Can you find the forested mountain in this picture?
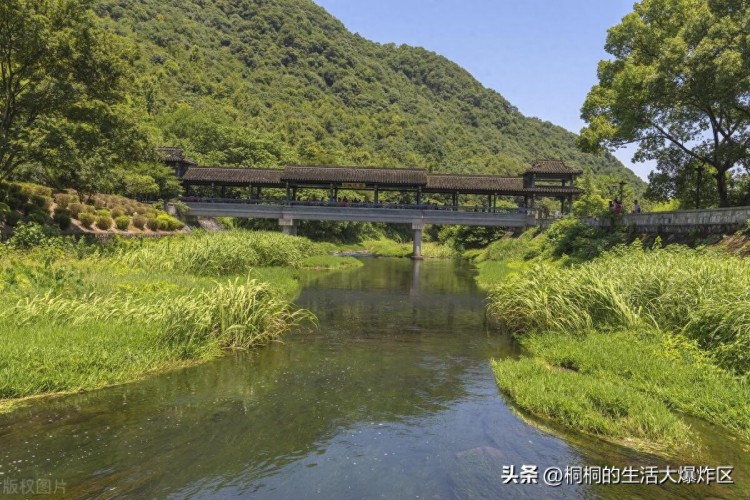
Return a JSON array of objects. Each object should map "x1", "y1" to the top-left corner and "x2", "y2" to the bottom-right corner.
[{"x1": 95, "y1": 0, "x2": 640, "y2": 183}]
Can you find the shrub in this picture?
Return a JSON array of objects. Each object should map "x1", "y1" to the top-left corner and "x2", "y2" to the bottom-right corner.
[
  {"x1": 27, "y1": 208, "x2": 50, "y2": 225},
  {"x1": 20, "y1": 183, "x2": 52, "y2": 198},
  {"x1": 53, "y1": 208, "x2": 72, "y2": 230},
  {"x1": 32, "y1": 195, "x2": 51, "y2": 209},
  {"x1": 146, "y1": 217, "x2": 159, "y2": 231},
  {"x1": 132, "y1": 214, "x2": 147, "y2": 229},
  {"x1": 53, "y1": 193, "x2": 77, "y2": 209},
  {"x1": 78, "y1": 212, "x2": 96, "y2": 228},
  {"x1": 95, "y1": 215, "x2": 113, "y2": 230},
  {"x1": 110, "y1": 207, "x2": 125, "y2": 219},
  {"x1": 156, "y1": 215, "x2": 170, "y2": 231},
  {"x1": 156, "y1": 214, "x2": 184, "y2": 231},
  {"x1": 168, "y1": 217, "x2": 185, "y2": 231},
  {"x1": 0, "y1": 202, "x2": 9, "y2": 224},
  {"x1": 96, "y1": 209, "x2": 111, "y2": 217},
  {"x1": 93, "y1": 197, "x2": 106, "y2": 209},
  {"x1": 8, "y1": 223, "x2": 48, "y2": 249},
  {"x1": 5, "y1": 210, "x2": 23, "y2": 227},
  {"x1": 6, "y1": 193, "x2": 25, "y2": 210},
  {"x1": 22, "y1": 202, "x2": 37, "y2": 216},
  {"x1": 69, "y1": 203, "x2": 84, "y2": 218},
  {"x1": 115, "y1": 215, "x2": 130, "y2": 231}
]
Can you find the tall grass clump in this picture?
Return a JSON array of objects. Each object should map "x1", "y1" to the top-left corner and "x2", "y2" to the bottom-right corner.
[
  {"x1": 0, "y1": 231, "x2": 327, "y2": 406},
  {"x1": 119, "y1": 230, "x2": 321, "y2": 275},
  {"x1": 159, "y1": 279, "x2": 314, "y2": 355},
  {"x1": 489, "y1": 242, "x2": 750, "y2": 375}
]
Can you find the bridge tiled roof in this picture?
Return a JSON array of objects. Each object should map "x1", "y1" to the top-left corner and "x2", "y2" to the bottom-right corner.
[
  {"x1": 182, "y1": 167, "x2": 283, "y2": 186},
  {"x1": 425, "y1": 175, "x2": 524, "y2": 193},
  {"x1": 282, "y1": 165, "x2": 427, "y2": 186},
  {"x1": 178, "y1": 164, "x2": 584, "y2": 197},
  {"x1": 525, "y1": 160, "x2": 582, "y2": 175}
]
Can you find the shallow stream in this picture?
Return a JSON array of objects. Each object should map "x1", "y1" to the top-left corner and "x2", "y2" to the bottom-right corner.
[{"x1": 0, "y1": 258, "x2": 746, "y2": 498}]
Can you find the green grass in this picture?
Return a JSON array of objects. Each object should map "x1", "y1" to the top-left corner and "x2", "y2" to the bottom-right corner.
[
  {"x1": 337, "y1": 237, "x2": 456, "y2": 258},
  {"x1": 488, "y1": 243, "x2": 750, "y2": 375},
  {"x1": 474, "y1": 260, "x2": 528, "y2": 289},
  {"x1": 479, "y1": 223, "x2": 750, "y2": 455},
  {"x1": 492, "y1": 357, "x2": 693, "y2": 456},
  {"x1": 0, "y1": 320, "x2": 190, "y2": 400},
  {"x1": 521, "y1": 332, "x2": 750, "y2": 441},
  {"x1": 0, "y1": 230, "x2": 333, "y2": 409},
  {"x1": 300, "y1": 255, "x2": 364, "y2": 269},
  {"x1": 118, "y1": 230, "x2": 322, "y2": 275}
]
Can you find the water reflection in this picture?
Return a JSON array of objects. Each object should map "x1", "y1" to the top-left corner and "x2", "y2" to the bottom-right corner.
[{"x1": 0, "y1": 258, "x2": 746, "y2": 498}]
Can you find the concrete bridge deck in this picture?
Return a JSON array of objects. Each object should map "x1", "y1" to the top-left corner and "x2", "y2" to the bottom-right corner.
[
  {"x1": 181, "y1": 199, "x2": 535, "y2": 258},
  {"x1": 183, "y1": 201, "x2": 534, "y2": 226}
]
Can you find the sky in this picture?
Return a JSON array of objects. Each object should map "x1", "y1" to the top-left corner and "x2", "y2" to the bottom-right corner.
[{"x1": 314, "y1": 0, "x2": 654, "y2": 180}]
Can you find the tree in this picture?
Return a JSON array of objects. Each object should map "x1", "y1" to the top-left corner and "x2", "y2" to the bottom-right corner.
[
  {"x1": 644, "y1": 146, "x2": 720, "y2": 208},
  {"x1": 579, "y1": 0, "x2": 750, "y2": 207},
  {"x1": 119, "y1": 162, "x2": 183, "y2": 200},
  {"x1": 0, "y1": 0, "x2": 137, "y2": 181},
  {"x1": 123, "y1": 173, "x2": 159, "y2": 200}
]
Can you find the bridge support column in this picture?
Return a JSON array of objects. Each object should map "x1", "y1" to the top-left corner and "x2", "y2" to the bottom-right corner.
[
  {"x1": 411, "y1": 221, "x2": 424, "y2": 260},
  {"x1": 279, "y1": 218, "x2": 297, "y2": 236}
]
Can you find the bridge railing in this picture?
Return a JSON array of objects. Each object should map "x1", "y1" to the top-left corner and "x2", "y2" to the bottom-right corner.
[{"x1": 178, "y1": 197, "x2": 522, "y2": 215}]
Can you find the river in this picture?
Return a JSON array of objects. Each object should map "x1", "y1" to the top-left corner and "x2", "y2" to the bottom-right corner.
[{"x1": 0, "y1": 258, "x2": 746, "y2": 498}]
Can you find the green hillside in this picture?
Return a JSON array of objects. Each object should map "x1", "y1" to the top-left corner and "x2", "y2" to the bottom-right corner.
[{"x1": 95, "y1": 0, "x2": 640, "y2": 183}]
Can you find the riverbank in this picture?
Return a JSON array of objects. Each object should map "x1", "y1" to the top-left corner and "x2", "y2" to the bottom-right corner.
[
  {"x1": 0, "y1": 229, "x2": 358, "y2": 412},
  {"x1": 475, "y1": 218, "x2": 750, "y2": 457},
  {"x1": 332, "y1": 237, "x2": 456, "y2": 258}
]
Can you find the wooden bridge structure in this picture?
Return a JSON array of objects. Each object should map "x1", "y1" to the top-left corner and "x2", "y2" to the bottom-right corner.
[{"x1": 158, "y1": 148, "x2": 584, "y2": 258}]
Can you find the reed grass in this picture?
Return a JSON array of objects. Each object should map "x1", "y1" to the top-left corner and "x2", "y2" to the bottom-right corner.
[
  {"x1": 488, "y1": 243, "x2": 750, "y2": 375},
  {"x1": 481, "y1": 223, "x2": 750, "y2": 454},
  {"x1": 118, "y1": 230, "x2": 322, "y2": 275},
  {"x1": 0, "y1": 230, "x2": 324, "y2": 408},
  {"x1": 158, "y1": 279, "x2": 315, "y2": 356}
]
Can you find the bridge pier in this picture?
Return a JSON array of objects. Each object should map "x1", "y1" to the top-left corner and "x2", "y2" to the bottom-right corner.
[
  {"x1": 412, "y1": 221, "x2": 424, "y2": 260},
  {"x1": 279, "y1": 218, "x2": 298, "y2": 236}
]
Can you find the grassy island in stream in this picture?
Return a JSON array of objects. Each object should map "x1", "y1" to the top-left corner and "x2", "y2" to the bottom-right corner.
[
  {"x1": 0, "y1": 229, "x2": 361, "y2": 411},
  {"x1": 475, "y1": 218, "x2": 750, "y2": 457}
]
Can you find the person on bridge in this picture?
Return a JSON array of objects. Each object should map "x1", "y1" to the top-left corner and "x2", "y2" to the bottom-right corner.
[{"x1": 633, "y1": 200, "x2": 641, "y2": 214}]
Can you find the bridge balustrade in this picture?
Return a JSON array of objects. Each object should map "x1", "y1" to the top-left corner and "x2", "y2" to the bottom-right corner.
[{"x1": 178, "y1": 197, "x2": 521, "y2": 214}]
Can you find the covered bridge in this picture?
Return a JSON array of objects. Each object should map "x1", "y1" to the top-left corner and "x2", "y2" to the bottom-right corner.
[{"x1": 159, "y1": 148, "x2": 584, "y2": 213}]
